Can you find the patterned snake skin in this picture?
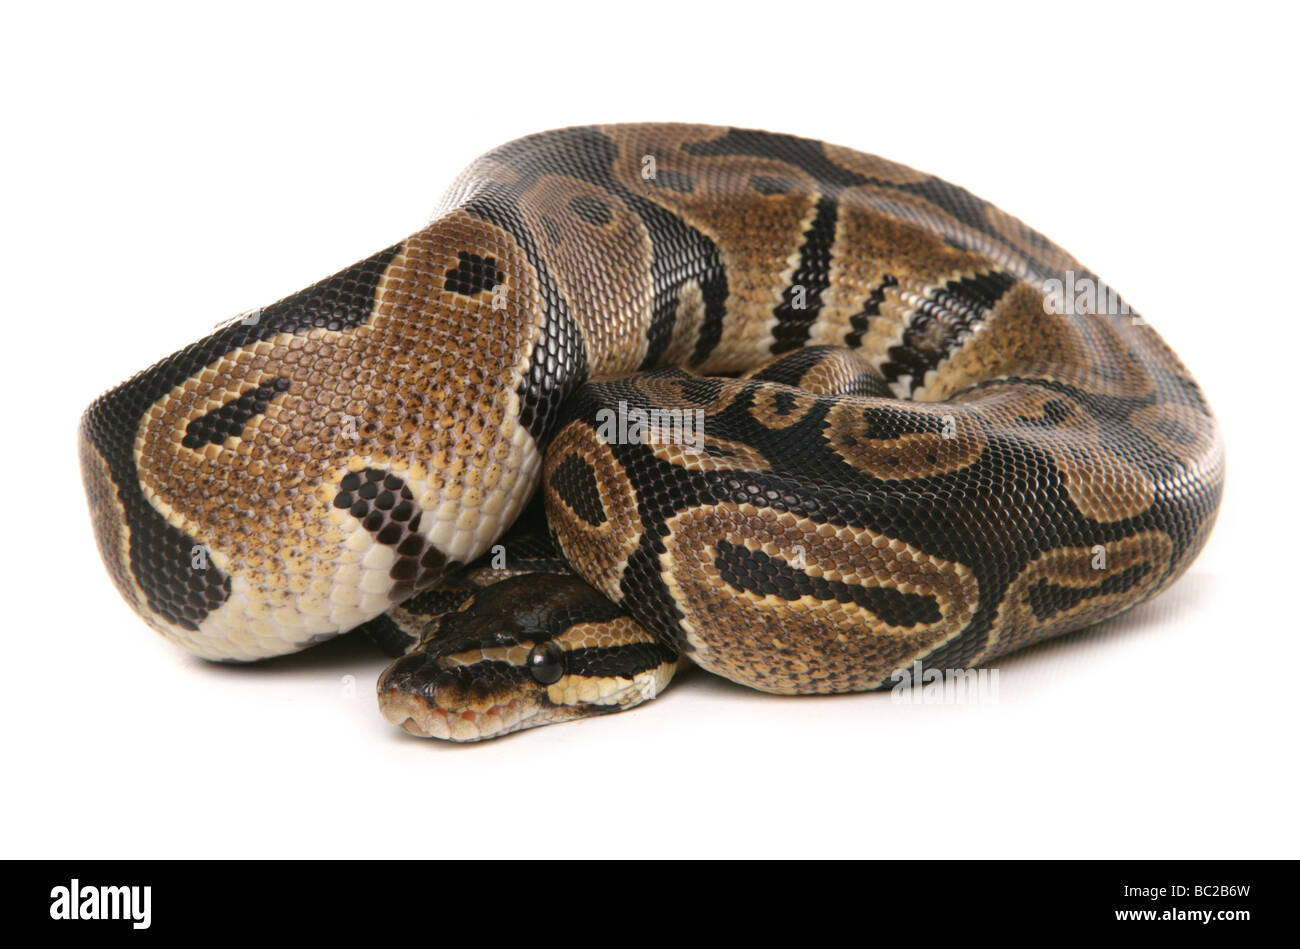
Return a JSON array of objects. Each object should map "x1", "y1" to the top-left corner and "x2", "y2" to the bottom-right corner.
[{"x1": 79, "y1": 124, "x2": 1224, "y2": 740}]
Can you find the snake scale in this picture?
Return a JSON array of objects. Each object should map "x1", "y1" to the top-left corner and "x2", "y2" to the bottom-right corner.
[{"x1": 79, "y1": 124, "x2": 1224, "y2": 740}]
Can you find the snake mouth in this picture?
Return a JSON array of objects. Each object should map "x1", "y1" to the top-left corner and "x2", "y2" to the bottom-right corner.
[{"x1": 378, "y1": 688, "x2": 534, "y2": 741}]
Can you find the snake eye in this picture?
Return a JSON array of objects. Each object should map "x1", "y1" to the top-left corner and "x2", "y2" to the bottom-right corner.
[{"x1": 526, "y1": 641, "x2": 565, "y2": 685}]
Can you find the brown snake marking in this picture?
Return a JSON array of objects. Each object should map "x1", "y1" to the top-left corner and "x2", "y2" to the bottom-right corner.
[{"x1": 78, "y1": 124, "x2": 1224, "y2": 740}]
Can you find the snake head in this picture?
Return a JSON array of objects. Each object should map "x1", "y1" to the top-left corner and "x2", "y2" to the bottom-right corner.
[{"x1": 377, "y1": 574, "x2": 677, "y2": 741}]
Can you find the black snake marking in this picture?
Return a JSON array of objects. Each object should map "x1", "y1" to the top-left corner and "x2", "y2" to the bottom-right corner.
[{"x1": 78, "y1": 124, "x2": 1223, "y2": 740}]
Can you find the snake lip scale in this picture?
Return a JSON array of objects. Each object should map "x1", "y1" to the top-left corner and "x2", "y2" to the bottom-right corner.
[{"x1": 78, "y1": 123, "x2": 1224, "y2": 741}]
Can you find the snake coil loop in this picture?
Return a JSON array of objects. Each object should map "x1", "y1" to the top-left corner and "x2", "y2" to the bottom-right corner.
[{"x1": 79, "y1": 124, "x2": 1223, "y2": 740}]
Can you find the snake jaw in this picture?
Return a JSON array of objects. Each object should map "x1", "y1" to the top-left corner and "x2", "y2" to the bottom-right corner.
[
  {"x1": 377, "y1": 675, "x2": 598, "y2": 742},
  {"x1": 378, "y1": 688, "x2": 535, "y2": 741},
  {"x1": 377, "y1": 654, "x2": 677, "y2": 741}
]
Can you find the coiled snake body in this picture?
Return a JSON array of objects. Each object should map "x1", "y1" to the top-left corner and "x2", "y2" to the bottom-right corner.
[{"x1": 79, "y1": 125, "x2": 1224, "y2": 740}]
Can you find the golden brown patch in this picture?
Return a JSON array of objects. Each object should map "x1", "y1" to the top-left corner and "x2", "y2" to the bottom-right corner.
[
  {"x1": 813, "y1": 198, "x2": 1002, "y2": 357},
  {"x1": 747, "y1": 384, "x2": 818, "y2": 430},
  {"x1": 614, "y1": 374, "x2": 773, "y2": 472},
  {"x1": 979, "y1": 531, "x2": 1174, "y2": 662},
  {"x1": 659, "y1": 504, "x2": 979, "y2": 693},
  {"x1": 663, "y1": 280, "x2": 706, "y2": 365},
  {"x1": 819, "y1": 145, "x2": 932, "y2": 186},
  {"x1": 920, "y1": 283, "x2": 1156, "y2": 402},
  {"x1": 629, "y1": 371, "x2": 743, "y2": 420},
  {"x1": 980, "y1": 201, "x2": 1084, "y2": 277},
  {"x1": 602, "y1": 123, "x2": 823, "y2": 370},
  {"x1": 515, "y1": 173, "x2": 655, "y2": 373},
  {"x1": 824, "y1": 400, "x2": 987, "y2": 480},
  {"x1": 646, "y1": 433, "x2": 772, "y2": 474},
  {"x1": 791, "y1": 348, "x2": 889, "y2": 397},
  {"x1": 555, "y1": 615, "x2": 659, "y2": 652},
  {"x1": 1069, "y1": 313, "x2": 1159, "y2": 398},
  {"x1": 958, "y1": 384, "x2": 1155, "y2": 522},
  {"x1": 544, "y1": 420, "x2": 643, "y2": 603},
  {"x1": 133, "y1": 210, "x2": 551, "y2": 640}
]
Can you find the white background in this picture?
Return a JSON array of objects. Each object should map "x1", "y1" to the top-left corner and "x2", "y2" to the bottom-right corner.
[{"x1": 2, "y1": 1, "x2": 1296, "y2": 858}]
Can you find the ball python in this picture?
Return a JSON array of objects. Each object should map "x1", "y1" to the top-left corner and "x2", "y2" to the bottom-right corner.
[{"x1": 78, "y1": 124, "x2": 1224, "y2": 741}]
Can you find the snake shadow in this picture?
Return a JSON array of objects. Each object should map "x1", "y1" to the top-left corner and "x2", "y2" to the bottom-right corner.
[
  {"x1": 180, "y1": 569, "x2": 1216, "y2": 746},
  {"x1": 184, "y1": 629, "x2": 391, "y2": 678}
]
